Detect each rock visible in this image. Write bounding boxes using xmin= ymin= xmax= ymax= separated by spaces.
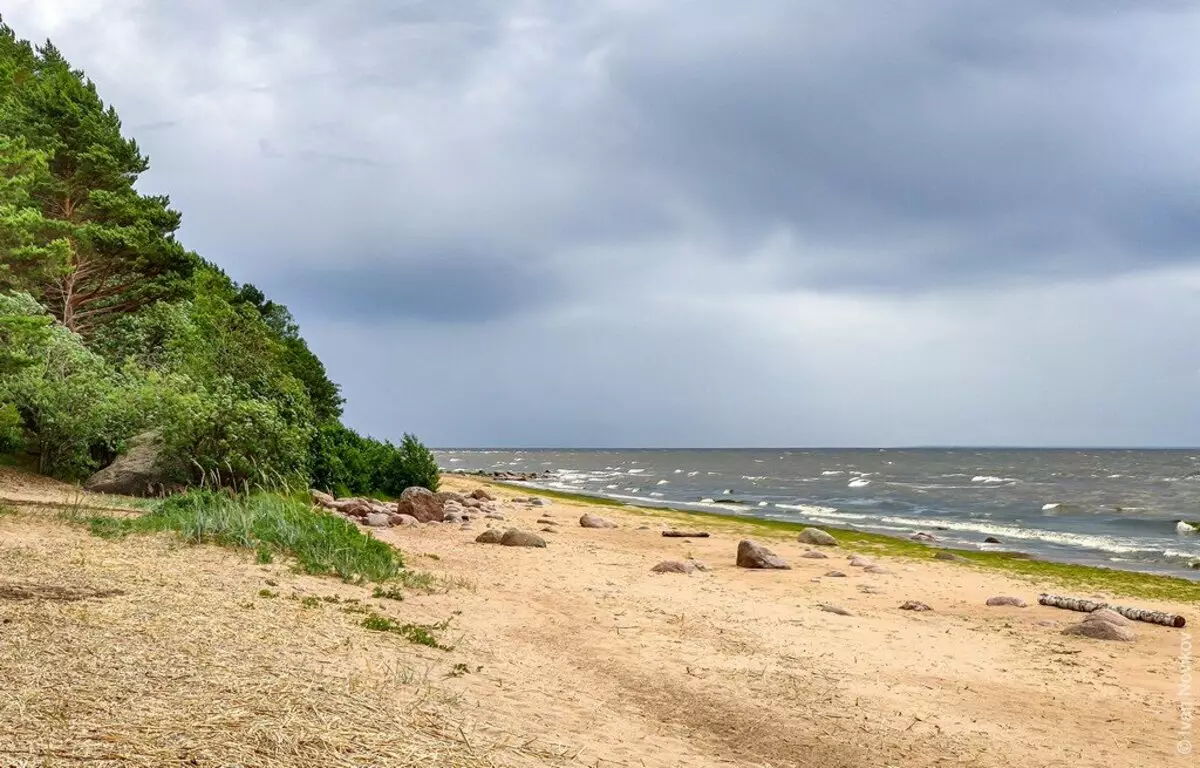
xmin=651 ymin=560 xmax=696 ymax=574
xmin=311 ymin=489 xmax=336 ymax=507
xmin=910 ymin=532 xmax=938 ymax=542
xmin=819 ymin=604 xmax=853 ymax=616
xmin=390 ymin=514 xmax=419 ymax=527
xmin=663 ymin=530 xmax=709 ymax=538
xmin=579 ymin=513 xmax=618 ymax=529
xmin=986 ymin=595 xmax=1028 ymax=608
xmin=461 ymin=497 xmax=482 ymax=509
xmin=475 ymin=529 xmax=505 ymax=544
xmin=470 ymin=488 xmax=495 ymax=501
xmin=848 ymin=555 xmax=874 ymax=567
xmin=899 ymin=600 xmax=932 ymax=612
xmin=83 ymin=431 xmax=173 ymax=497
xmin=536 ymin=517 xmax=556 ymax=525
xmin=1062 ymin=621 xmax=1136 ymax=641
xmin=863 ymin=565 xmax=890 ymax=574
xmin=485 ymin=513 xmax=506 ymax=520
xmin=540 ymin=527 xmax=557 ymax=533
xmin=824 ymin=570 xmax=848 ymax=578
xmin=736 ymin=540 xmax=791 ymax=569
xmin=857 ymin=584 xmax=883 ymax=594
xmin=1085 ymin=608 xmax=1132 ymax=627
xmin=797 ymin=528 xmax=837 ymax=546
xmin=801 ymin=550 xmax=829 ymax=559
xmin=500 ymin=529 xmax=547 ymax=548
xmin=687 ymin=559 xmax=710 ymax=572
xmin=331 ymin=498 xmax=374 ymax=518
xmin=460 ymin=523 xmax=473 ymax=530
xmin=364 ymin=512 xmax=391 ymax=527
xmin=529 ymin=498 xmax=549 ymax=507
xmin=984 ymin=536 xmax=1002 ymax=544
xmin=934 ymin=551 xmax=969 ymax=562
xmin=443 ymin=512 xmax=465 ymax=524
xmin=436 ymin=491 xmax=467 ymax=505
xmin=396 ymin=487 xmax=444 ymax=523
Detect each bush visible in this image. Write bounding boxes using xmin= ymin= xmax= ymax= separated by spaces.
xmin=0 ymin=403 xmax=20 ymax=454
xmin=381 ymin=433 xmax=440 ymax=493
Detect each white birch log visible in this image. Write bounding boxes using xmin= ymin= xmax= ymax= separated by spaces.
xmin=1038 ymin=593 xmax=1186 ymax=628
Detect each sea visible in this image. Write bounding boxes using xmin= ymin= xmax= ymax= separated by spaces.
xmin=433 ymin=448 xmax=1200 ymax=579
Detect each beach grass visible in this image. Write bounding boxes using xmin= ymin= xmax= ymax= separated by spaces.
xmin=489 ymin=480 xmax=1200 ymax=603
xmin=76 ymin=490 xmax=405 ymax=584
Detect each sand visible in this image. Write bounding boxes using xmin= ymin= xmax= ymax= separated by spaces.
xmin=0 ymin=471 xmax=1193 ymax=767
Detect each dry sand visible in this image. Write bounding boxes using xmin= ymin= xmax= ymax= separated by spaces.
xmin=0 ymin=470 xmax=1194 ymax=767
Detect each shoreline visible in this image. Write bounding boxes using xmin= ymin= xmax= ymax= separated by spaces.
xmin=473 ymin=475 xmax=1200 ymax=602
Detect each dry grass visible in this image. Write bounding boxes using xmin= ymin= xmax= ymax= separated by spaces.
xmin=0 ymin=513 xmax=554 ymax=767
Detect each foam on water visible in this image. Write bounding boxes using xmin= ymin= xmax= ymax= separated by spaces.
xmin=848 ymin=478 xmax=871 ymax=488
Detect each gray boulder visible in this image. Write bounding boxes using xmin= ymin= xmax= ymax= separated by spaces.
xmin=797 ymin=528 xmax=837 ymax=546
xmin=1086 ymin=608 xmax=1132 ymax=627
xmin=390 ymin=514 xmax=419 ymax=527
xmin=736 ymin=540 xmax=790 ymax=569
xmin=1063 ymin=620 xmax=1136 ymax=641
xmin=579 ymin=513 xmax=618 ymax=529
xmin=500 ymin=529 xmax=547 ymax=548
xmin=470 ymin=488 xmax=495 ymax=501
xmin=364 ymin=512 xmax=391 ymax=527
xmin=801 ymin=550 xmax=829 ymax=559
xmin=475 ymin=529 xmax=505 ymax=544
xmin=396 ymin=487 xmax=444 ymax=523
xmin=83 ymin=432 xmax=172 ymax=497
xmin=651 ymin=560 xmax=696 ymax=574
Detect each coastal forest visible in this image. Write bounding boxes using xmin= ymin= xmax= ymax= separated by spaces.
xmin=0 ymin=23 xmax=437 ymax=496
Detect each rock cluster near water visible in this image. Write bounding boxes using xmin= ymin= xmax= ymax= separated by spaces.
xmin=311 ymin=486 xmax=504 ymax=527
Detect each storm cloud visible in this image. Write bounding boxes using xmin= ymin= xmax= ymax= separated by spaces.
xmin=5 ymin=0 xmax=1199 ymax=446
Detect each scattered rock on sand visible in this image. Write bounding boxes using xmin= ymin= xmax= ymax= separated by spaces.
xmin=540 ymin=527 xmax=557 ymax=533
xmin=801 ymin=550 xmax=829 ymax=559
xmin=984 ymin=536 xmax=1002 ymax=544
xmin=312 ymin=489 xmax=335 ymax=507
xmin=470 ymin=488 xmax=495 ymax=501
xmin=529 ymin=498 xmax=549 ymax=507
xmin=662 ymin=530 xmax=710 ymax=538
xmin=1086 ymin=608 xmax=1132 ymax=627
xmin=461 ymin=498 xmax=482 ymax=509
xmin=475 ymin=529 xmax=505 ymax=544
xmin=579 ymin=513 xmax=618 ymax=529
xmin=934 ymin=551 xmax=969 ymax=562
xmin=910 ymin=532 xmax=938 ymax=542
xmin=500 ymin=529 xmax=547 ymax=548
xmin=1062 ymin=621 xmax=1136 ymax=641
xmin=536 ymin=518 xmax=556 ymax=525
xmin=364 ymin=512 xmax=391 ymax=527
xmin=397 ymin=487 xmax=444 ymax=523
xmin=736 ymin=540 xmax=791 ymax=569
xmin=824 ymin=570 xmax=848 ymax=578
xmin=848 ymin=555 xmax=874 ymax=567
xmin=389 ymin=514 xmax=419 ymax=527
xmin=436 ymin=491 xmax=467 ymax=505
xmin=797 ymin=528 xmax=838 ymax=546
xmin=900 ymin=601 xmax=932 ymax=611
xmin=863 ymin=565 xmax=890 ymax=574
xmin=819 ymin=604 xmax=853 ymax=616
xmin=986 ymin=596 xmax=1028 ymax=607
xmin=485 ymin=513 xmax=506 ymax=520
xmin=858 ymin=584 xmax=883 ymax=594
xmin=651 ymin=560 xmax=696 ymax=574
xmin=688 ymin=559 xmax=710 ymax=572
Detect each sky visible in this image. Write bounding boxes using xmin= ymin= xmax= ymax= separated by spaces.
xmin=5 ymin=0 xmax=1200 ymax=448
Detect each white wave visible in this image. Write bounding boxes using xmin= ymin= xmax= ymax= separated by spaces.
xmin=701 ymin=497 xmax=715 ymax=503
xmin=674 ymin=469 xmax=683 ymax=474
xmin=772 ymin=502 xmax=843 ymax=516
xmin=1177 ymin=521 xmax=1198 ymax=534
xmin=650 ymin=492 xmax=665 ymax=497
xmin=848 ymin=478 xmax=871 ymax=488
xmin=821 ymin=470 xmax=843 ymax=476
xmin=448 ymin=458 xmax=462 ymax=462
xmin=972 ymin=475 xmax=1018 ymax=484
xmin=872 ymin=515 xmax=1179 ymax=557
xmin=742 ymin=475 xmax=765 ymax=481
xmin=1107 ymin=474 xmax=1124 ymax=479
xmin=758 ymin=501 xmax=768 ymax=507
xmin=627 ymin=469 xmax=646 ymax=474
xmin=605 ymin=484 xmax=618 ymax=489
xmin=1042 ymin=503 xmax=1063 ymax=512
xmin=656 ymin=479 xmax=669 ymax=485
xmin=687 ymin=471 xmax=700 ymax=477
xmin=723 ymin=489 xmax=733 ymax=494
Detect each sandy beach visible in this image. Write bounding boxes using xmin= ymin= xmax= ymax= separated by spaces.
xmin=1 ymin=469 xmax=1194 ymax=767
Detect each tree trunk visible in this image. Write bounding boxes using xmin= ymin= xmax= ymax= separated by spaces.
xmin=1038 ymin=593 xmax=1186 ymax=627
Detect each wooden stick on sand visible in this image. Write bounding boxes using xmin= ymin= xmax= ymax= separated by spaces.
xmin=1038 ymin=593 xmax=1186 ymax=628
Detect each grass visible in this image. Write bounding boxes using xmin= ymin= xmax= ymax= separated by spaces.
xmin=487 ymin=481 xmax=624 ymax=507
xmin=0 ymin=502 xmax=16 ymax=517
xmin=80 ymin=490 xmax=405 ymax=584
xmin=490 ymin=481 xmax=1200 ymax=604
xmin=360 ymin=613 xmax=454 ymax=650
xmin=373 ymin=585 xmax=406 ymax=601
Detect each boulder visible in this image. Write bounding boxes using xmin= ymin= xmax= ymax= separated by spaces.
xmin=580 ymin=513 xmax=618 ymax=529
xmin=797 ymin=528 xmax=837 ymax=546
xmin=848 ymin=555 xmax=874 ymax=567
xmin=470 ymin=488 xmax=494 ymax=501
xmin=899 ymin=601 xmax=932 ymax=612
xmin=1062 ymin=621 xmax=1136 ymax=642
xmin=983 ymin=536 xmax=1002 ymax=544
xmin=537 ymin=518 xmax=556 ymax=526
xmin=910 ymin=532 xmax=938 ymax=542
xmin=500 ymin=529 xmax=547 ymax=548
xmin=736 ymin=540 xmax=790 ymax=569
xmin=863 ymin=565 xmax=890 ymax=574
xmin=396 ymin=487 xmax=444 ymax=523
xmin=364 ymin=512 xmax=391 ymax=528
xmin=824 ymin=570 xmax=848 ymax=578
xmin=390 ymin=514 xmax=419 ymax=527
xmin=985 ymin=596 xmax=1027 ymax=608
xmin=311 ymin=489 xmax=336 ymax=507
xmin=436 ymin=491 xmax=467 ymax=505
xmin=461 ymin=498 xmax=482 ymax=509
xmin=1086 ymin=608 xmax=1132 ymax=627
xmin=475 ymin=529 xmax=505 ymax=544
xmin=651 ymin=560 xmax=696 ymax=574
xmin=801 ymin=550 xmax=829 ymax=559
xmin=331 ymin=498 xmax=374 ymax=518
xmin=83 ymin=431 xmax=172 ymax=497
xmin=529 ymin=497 xmax=549 ymax=507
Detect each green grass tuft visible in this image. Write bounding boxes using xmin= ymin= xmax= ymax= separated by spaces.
xmin=360 ymin=613 xmax=453 ymax=649
xmin=80 ymin=490 xmax=405 ymax=583
xmin=372 ymin=585 xmax=405 ymax=601
xmin=0 ymin=503 xmax=16 ymax=518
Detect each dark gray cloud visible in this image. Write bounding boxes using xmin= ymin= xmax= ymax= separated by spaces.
xmin=5 ymin=0 xmax=1200 ymax=446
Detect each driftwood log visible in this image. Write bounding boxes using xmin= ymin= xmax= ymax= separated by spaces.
xmin=1038 ymin=593 xmax=1186 ymax=628
xmin=662 ymin=531 xmax=710 ymax=538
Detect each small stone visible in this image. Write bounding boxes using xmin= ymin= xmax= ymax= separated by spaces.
xmin=500 ymin=529 xmax=547 ymax=548
xmin=485 ymin=513 xmax=506 ymax=520
xmin=986 ymin=596 xmax=1027 ymax=608
xmin=863 ymin=565 xmax=890 ymax=574
xmin=537 ymin=518 xmax=556 ymax=525
xmin=848 ymin=555 xmax=874 ymax=567
xmin=736 ymin=540 xmax=790 ymax=569
xmin=540 ymin=526 xmax=557 ymax=533
xmin=687 ymin=559 xmax=710 ymax=572
xmin=470 ymin=488 xmax=495 ymax=501
xmin=651 ymin=560 xmax=696 ymax=574
xmin=801 ymin=550 xmax=829 ymax=559
xmin=529 ymin=498 xmax=549 ymax=506
xmin=984 ymin=536 xmax=1002 ymax=544
xmin=899 ymin=600 xmax=932 ymax=612
xmin=857 ymin=584 xmax=883 ymax=594
xmin=1062 ymin=621 xmax=1136 ymax=641
xmin=819 ymin=604 xmax=853 ymax=616
xmin=475 ymin=529 xmax=504 ymax=544
xmin=389 ymin=514 xmax=419 ymax=527
xmin=824 ymin=570 xmax=848 ymax=578
xmin=579 ymin=513 xmax=618 ymax=529
xmin=797 ymin=528 xmax=838 ymax=546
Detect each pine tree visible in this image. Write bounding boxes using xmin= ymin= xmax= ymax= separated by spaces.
xmin=0 ymin=25 xmax=194 ymax=333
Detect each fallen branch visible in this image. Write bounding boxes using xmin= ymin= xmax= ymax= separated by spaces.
xmin=662 ymin=531 xmax=710 ymax=538
xmin=1038 ymin=593 xmax=1186 ymax=628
